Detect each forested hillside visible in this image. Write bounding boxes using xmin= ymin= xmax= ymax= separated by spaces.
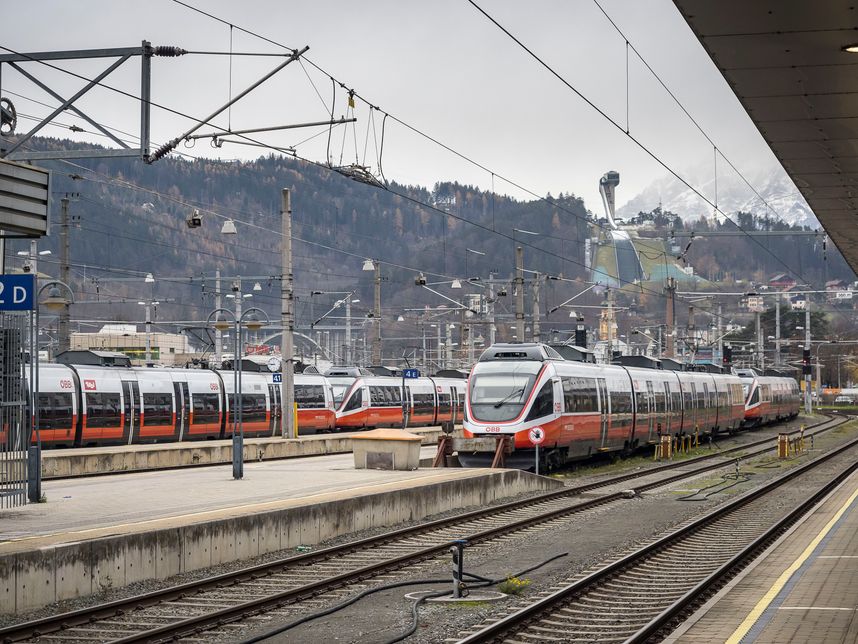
xmin=7 ymin=137 xmax=852 ymax=336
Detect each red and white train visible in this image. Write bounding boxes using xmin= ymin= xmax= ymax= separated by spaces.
xmin=461 ymin=343 xmax=797 ymax=469
xmin=736 ymin=369 xmax=802 ymax=426
xmin=26 ymin=363 xmax=336 ymax=447
xmin=332 ymin=371 xmax=467 ymax=429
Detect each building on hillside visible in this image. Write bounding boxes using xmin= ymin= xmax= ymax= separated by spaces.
xmin=768 ymin=273 xmax=797 ymax=290
xmin=825 ymin=279 xmax=852 ymax=304
xmin=790 ymin=295 xmax=807 ymax=311
xmin=70 ymin=324 xmax=192 ymax=366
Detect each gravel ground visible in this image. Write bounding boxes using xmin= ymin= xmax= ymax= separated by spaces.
xmin=251 ymin=415 xmax=858 ymax=643
xmin=0 ymin=413 xmax=845 ymax=641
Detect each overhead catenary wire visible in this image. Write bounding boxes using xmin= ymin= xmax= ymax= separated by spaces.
xmin=464 ymin=0 xmax=832 ymax=290
xmin=0 ymin=21 xmax=828 ymax=328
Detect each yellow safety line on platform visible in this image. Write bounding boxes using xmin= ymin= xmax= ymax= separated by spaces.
xmin=725 ymin=482 xmax=858 ymax=644
xmin=0 ymin=469 xmax=479 ymax=547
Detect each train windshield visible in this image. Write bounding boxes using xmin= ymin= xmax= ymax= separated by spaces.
xmin=469 ymin=362 xmax=542 ymax=422
xmin=328 ymin=377 xmax=356 ymax=405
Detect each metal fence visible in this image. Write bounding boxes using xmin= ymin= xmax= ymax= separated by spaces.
xmin=0 ymin=313 xmax=28 ymax=508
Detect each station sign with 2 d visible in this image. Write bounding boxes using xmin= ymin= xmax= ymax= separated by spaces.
xmin=0 ymin=274 xmax=35 ymax=311
xmin=528 ymin=426 xmax=545 ymax=445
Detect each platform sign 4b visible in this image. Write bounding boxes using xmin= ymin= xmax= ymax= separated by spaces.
xmin=528 ymin=426 xmax=545 ymax=445
xmin=0 ymin=274 xmax=35 ymax=311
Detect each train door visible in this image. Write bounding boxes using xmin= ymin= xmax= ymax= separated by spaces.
xmin=120 ymin=380 xmax=139 ymax=444
xmin=688 ymin=383 xmax=697 ymax=430
xmin=664 ymin=381 xmax=672 ymax=434
xmin=597 ymin=377 xmax=609 ymax=449
xmin=268 ymin=384 xmax=280 ymax=434
xmin=702 ymin=382 xmax=710 ymax=429
xmin=173 ymin=381 xmax=189 ymax=440
xmin=646 ymin=381 xmax=655 ymax=441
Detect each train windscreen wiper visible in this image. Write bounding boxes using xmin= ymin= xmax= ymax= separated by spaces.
xmin=494 ymin=387 xmax=525 ymax=408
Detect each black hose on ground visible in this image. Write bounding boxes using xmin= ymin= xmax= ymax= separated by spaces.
xmin=383 ymin=552 xmax=569 ymax=644
xmin=238 ymin=552 xmax=568 ymax=644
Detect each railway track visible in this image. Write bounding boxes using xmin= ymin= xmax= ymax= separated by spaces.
xmin=1 ymin=415 xmax=846 ymax=644
xmin=455 ymin=430 xmax=858 ymax=644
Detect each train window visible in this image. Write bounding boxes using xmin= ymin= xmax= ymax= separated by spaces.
xmin=671 ymin=390 xmax=682 ymax=413
xmin=413 ymin=393 xmax=434 ymax=415
xmin=143 ymin=393 xmax=172 ymax=426
xmin=654 ymin=386 xmax=665 ymax=413
xmin=241 ymin=394 xmax=267 ymax=423
xmin=38 ymin=392 xmax=74 ymax=430
xmin=749 ymin=387 xmax=760 ymax=406
xmin=525 ymin=381 xmax=554 ymax=422
xmin=562 ymin=377 xmax=597 ymax=413
xmin=387 ymin=386 xmax=402 ymax=406
xmin=437 ymin=393 xmax=452 ymax=417
xmin=296 ymin=385 xmax=325 ymax=409
xmin=85 ymin=392 xmax=122 ymax=428
xmin=343 ymin=388 xmax=363 ymax=412
xmin=610 ymin=389 xmax=633 ymax=415
xmin=698 ymin=383 xmax=707 ymax=408
xmin=636 ymin=388 xmax=649 ymax=413
xmin=369 ymin=386 xmax=383 ymax=405
xmin=192 ymin=393 xmax=220 ymax=425
xmin=683 ymin=386 xmax=694 ymax=411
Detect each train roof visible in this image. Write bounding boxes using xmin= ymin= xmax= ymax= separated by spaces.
xmin=324 ymin=366 xmax=374 ymax=377
xmin=478 ymin=343 xmax=564 ymax=362
xmin=55 ymin=349 xmax=132 ymax=367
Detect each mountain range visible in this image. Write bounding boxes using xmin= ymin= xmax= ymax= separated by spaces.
xmin=616 ymin=163 xmax=817 ymax=229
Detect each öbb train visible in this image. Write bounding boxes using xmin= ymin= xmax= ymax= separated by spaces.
xmin=26 ymin=363 xmax=468 ymax=448
xmin=29 ymin=363 xmax=336 ymax=447
xmin=461 ymin=343 xmax=800 ymax=469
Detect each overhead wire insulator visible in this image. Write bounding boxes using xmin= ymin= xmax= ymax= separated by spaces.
xmin=147 ymin=137 xmax=180 ymax=163
xmin=154 ymin=46 xmax=188 ymax=57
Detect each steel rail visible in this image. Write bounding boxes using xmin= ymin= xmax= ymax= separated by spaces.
xmin=456 ymin=433 xmax=858 ymax=643
xmin=0 ymin=415 xmax=842 ymax=643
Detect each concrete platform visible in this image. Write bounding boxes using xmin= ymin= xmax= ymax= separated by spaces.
xmin=39 ymin=426 xmax=453 ymax=479
xmin=0 ymin=451 xmax=561 ymax=614
xmin=667 ymin=469 xmax=858 ymax=643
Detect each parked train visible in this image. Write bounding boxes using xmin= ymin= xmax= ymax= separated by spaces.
xmin=18 ymin=363 xmax=468 ymax=448
xmin=25 ymin=363 xmax=336 ymax=448
xmin=333 ymin=373 xmax=467 ymax=429
xmin=461 ymin=343 xmax=799 ymax=469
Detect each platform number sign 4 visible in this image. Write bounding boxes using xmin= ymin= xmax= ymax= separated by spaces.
xmin=528 ymin=426 xmax=545 ymax=445
xmin=403 ymin=368 xmax=420 ymax=379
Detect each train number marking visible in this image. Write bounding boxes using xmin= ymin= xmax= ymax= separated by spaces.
xmin=83 ymin=379 xmax=97 ymax=391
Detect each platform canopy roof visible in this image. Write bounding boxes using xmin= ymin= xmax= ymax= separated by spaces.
xmin=674 ymin=1 xmax=858 ymax=272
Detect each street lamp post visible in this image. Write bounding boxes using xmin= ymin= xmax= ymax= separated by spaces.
xmin=32 ymin=280 xmax=75 ymax=502
xmin=207 ymin=305 xmax=269 ymax=480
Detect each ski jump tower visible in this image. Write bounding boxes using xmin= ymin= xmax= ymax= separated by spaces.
xmin=599 ymin=170 xmax=621 ymax=229
xmin=596 ymin=170 xmax=645 ymax=286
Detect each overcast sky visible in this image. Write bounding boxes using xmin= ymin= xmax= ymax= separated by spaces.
xmin=3 ymin=0 xmax=783 ymax=214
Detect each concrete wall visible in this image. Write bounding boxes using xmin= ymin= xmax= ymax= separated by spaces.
xmin=42 ymin=428 xmax=449 ymax=479
xmin=0 ymin=469 xmax=560 ymax=614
